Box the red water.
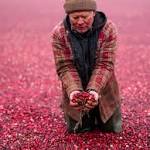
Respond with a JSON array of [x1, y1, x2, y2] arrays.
[[0, 0, 149, 149]]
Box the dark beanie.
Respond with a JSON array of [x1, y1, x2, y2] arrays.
[[64, 0, 97, 14]]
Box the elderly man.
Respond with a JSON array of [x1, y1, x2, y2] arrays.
[[51, 0, 122, 133]]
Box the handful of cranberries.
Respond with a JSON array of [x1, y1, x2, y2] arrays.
[[71, 91, 95, 107]]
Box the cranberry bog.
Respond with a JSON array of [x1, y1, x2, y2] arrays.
[[0, 0, 149, 149]]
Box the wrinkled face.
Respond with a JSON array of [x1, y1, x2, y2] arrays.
[[69, 11, 95, 33]]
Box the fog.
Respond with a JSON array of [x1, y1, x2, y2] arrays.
[[0, 0, 150, 34]]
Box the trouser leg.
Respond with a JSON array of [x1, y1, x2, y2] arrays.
[[99, 107, 122, 133], [64, 107, 122, 133], [64, 111, 95, 133]]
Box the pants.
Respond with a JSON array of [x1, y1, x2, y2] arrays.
[[65, 106, 122, 133]]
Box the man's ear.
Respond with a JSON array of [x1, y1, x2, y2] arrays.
[[93, 11, 96, 17]]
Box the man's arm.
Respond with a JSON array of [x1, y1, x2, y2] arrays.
[[51, 25, 83, 97], [86, 21, 117, 94]]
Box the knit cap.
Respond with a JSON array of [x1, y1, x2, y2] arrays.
[[64, 0, 97, 13]]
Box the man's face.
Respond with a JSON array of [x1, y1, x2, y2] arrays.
[[69, 11, 95, 33]]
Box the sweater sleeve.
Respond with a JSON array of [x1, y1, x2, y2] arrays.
[[51, 24, 83, 97], [86, 21, 118, 94]]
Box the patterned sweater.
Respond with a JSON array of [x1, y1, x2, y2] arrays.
[[51, 18, 121, 123]]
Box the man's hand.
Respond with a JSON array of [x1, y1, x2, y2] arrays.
[[69, 91, 88, 111], [69, 91, 81, 107], [69, 90, 99, 111], [85, 90, 99, 110]]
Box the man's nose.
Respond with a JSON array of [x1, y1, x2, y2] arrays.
[[77, 17, 84, 25]]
